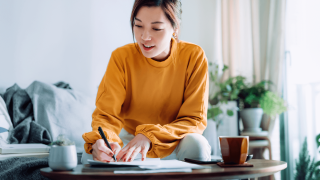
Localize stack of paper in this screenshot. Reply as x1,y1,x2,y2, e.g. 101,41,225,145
0,144,50,161
87,158,209,174
0,144,50,154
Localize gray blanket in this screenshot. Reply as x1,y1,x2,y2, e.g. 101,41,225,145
3,80,94,151
3,84,52,144
0,157,49,180
25,81,94,153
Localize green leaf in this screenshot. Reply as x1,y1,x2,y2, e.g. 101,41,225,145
316,134,320,149
260,91,287,116
227,109,234,116
230,89,240,100
226,85,232,92
207,107,223,120
209,72,215,81
307,158,316,180
207,108,214,119
222,65,229,72
222,92,229,97
315,168,320,178
294,137,317,180
315,161,320,168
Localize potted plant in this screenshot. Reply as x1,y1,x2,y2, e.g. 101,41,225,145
294,134,320,180
48,134,77,171
207,63,287,133
207,63,244,129
238,81,287,133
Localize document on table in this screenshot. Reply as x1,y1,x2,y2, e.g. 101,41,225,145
87,158,161,167
88,159,209,171
114,168,192,174
141,160,208,170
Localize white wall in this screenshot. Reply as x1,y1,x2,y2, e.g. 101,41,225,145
0,0,135,97
180,0,222,66
0,0,219,97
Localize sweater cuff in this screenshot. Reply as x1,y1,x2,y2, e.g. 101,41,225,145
82,130,123,154
135,127,156,157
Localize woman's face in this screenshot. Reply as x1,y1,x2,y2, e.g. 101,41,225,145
134,6,175,61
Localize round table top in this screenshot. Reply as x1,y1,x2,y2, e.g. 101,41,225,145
40,159,287,180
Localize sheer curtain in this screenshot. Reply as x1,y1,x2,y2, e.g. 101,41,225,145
220,0,285,94
285,0,320,179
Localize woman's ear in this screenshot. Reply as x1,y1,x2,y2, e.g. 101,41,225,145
173,29,179,39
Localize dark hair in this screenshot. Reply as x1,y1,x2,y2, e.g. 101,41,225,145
130,0,182,42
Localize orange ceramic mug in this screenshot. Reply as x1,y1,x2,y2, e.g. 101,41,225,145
219,136,249,164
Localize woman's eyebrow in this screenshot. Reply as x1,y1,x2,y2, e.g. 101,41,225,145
135,17,164,24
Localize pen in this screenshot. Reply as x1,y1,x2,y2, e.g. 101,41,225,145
98,126,117,162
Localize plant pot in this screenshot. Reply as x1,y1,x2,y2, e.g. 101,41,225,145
240,108,263,133
48,145,77,171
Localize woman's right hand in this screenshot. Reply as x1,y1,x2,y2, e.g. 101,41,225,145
92,139,121,162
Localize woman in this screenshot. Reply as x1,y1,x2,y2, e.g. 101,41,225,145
82,0,211,163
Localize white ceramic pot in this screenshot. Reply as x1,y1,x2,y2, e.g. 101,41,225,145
48,145,77,171
240,108,263,133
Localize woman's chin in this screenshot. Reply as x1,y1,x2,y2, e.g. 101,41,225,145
141,52,155,59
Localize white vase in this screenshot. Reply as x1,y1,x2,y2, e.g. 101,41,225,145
240,108,263,133
48,145,77,171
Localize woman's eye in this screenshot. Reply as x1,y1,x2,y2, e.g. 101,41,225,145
153,29,163,31
135,25,142,28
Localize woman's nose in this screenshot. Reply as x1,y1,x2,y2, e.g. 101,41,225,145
141,30,151,41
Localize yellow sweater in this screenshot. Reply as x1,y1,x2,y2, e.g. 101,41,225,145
82,38,209,158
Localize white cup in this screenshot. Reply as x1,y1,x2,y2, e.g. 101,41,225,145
48,145,77,171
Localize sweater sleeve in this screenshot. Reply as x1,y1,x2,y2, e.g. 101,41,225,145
82,51,126,154
135,48,209,158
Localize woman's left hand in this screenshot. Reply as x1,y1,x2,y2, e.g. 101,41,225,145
116,133,151,162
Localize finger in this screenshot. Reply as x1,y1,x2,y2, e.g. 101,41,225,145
140,147,148,161
116,145,130,161
93,149,114,162
116,149,127,161
111,143,121,155
114,147,121,156
100,151,115,162
129,147,141,162
92,149,99,160
97,141,114,156
122,147,136,162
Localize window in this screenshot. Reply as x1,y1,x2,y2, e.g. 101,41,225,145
284,0,320,178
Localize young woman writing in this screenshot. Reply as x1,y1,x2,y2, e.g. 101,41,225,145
82,0,211,163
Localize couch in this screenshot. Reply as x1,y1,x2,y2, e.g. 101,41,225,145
0,81,218,159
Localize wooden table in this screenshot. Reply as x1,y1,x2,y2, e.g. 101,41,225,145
40,159,287,180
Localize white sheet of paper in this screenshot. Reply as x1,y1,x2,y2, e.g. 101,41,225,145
114,168,192,174
140,160,208,170
87,158,161,167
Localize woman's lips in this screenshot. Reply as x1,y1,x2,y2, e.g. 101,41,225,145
142,44,155,52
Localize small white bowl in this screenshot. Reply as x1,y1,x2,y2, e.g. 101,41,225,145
48,145,77,171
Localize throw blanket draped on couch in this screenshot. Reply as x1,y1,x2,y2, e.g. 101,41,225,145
2,81,95,152
3,84,52,144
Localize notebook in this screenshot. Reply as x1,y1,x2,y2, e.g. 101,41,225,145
0,144,50,154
